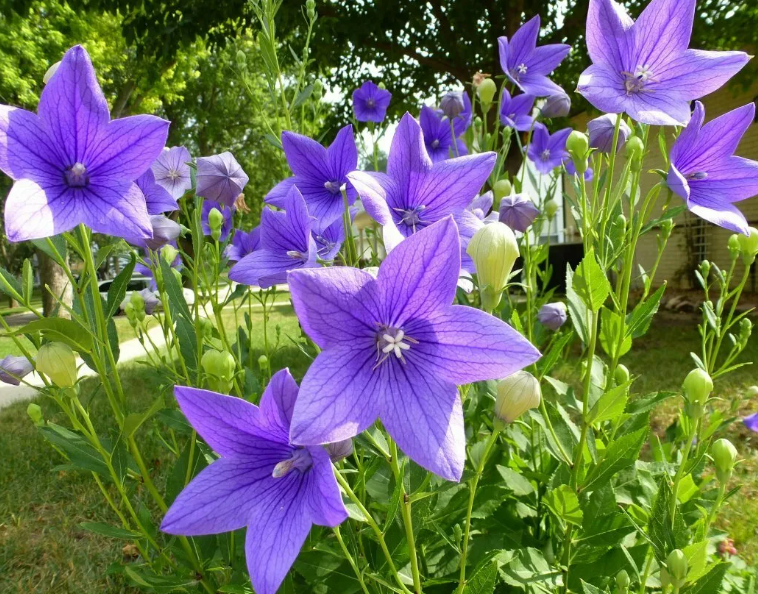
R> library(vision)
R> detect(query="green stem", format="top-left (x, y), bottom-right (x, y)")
top-left (670, 418), bottom-right (699, 525)
top-left (334, 526), bottom-right (372, 594)
top-left (390, 441), bottom-right (422, 594)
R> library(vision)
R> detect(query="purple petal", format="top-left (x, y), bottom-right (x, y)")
top-left (387, 113), bottom-right (433, 191)
top-left (230, 248), bottom-right (317, 289)
top-left (656, 49), bottom-right (750, 103)
top-left (687, 199), bottom-right (748, 235)
top-left (420, 152), bottom-right (496, 217)
top-left (80, 182), bottom-right (152, 239)
top-left (347, 171), bottom-right (405, 250)
top-left (288, 266), bottom-right (376, 349)
top-left (195, 152), bottom-right (249, 207)
top-left (290, 345), bottom-right (382, 445)
top-left (327, 125), bottom-right (358, 182)
top-left (152, 146), bottom-right (192, 199)
top-left (282, 131), bottom-right (329, 182)
top-left (379, 364), bottom-right (464, 481)
top-left (261, 186), bottom-right (312, 254)
top-left (258, 369), bottom-right (300, 441)
top-left (376, 217), bottom-right (460, 325)
top-left (0, 106), bottom-right (61, 183)
top-left (505, 15), bottom-right (540, 70)
top-left (137, 169), bottom-right (179, 215)
top-left (586, 0), bottom-right (634, 68)
top-left (38, 45), bottom-right (109, 164)
top-left (265, 177), bottom-right (296, 209)
top-left (528, 44), bottom-right (571, 76)
top-left (518, 73), bottom-right (568, 98)
top-left (744, 412), bottom-right (758, 433)
top-left (576, 63), bottom-right (627, 116)
top-left (4, 180), bottom-right (80, 241)
top-left (625, 90), bottom-right (692, 127)
top-left (632, 0), bottom-right (695, 68)
top-left (306, 446), bottom-right (348, 527)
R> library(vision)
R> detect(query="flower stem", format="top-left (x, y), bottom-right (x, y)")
top-left (670, 418), bottom-right (699, 525)
top-left (389, 441), bottom-right (422, 594)
top-left (334, 526), bottom-right (372, 594)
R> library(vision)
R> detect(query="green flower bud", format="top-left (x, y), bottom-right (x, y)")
top-left (683, 368), bottom-right (712, 406)
top-left (660, 218), bottom-right (674, 238)
top-left (747, 386), bottom-right (758, 397)
top-left (728, 234), bottom-right (741, 259)
top-left (306, 0), bottom-right (316, 19)
top-left (737, 227), bottom-right (758, 265)
top-left (626, 136), bottom-right (644, 162)
top-left (36, 342), bottom-right (77, 388)
top-left (258, 354), bottom-right (269, 372)
top-left (493, 179), bottom-right (512, 200)
top-left (162, 244), bottom-right (179, 265)
top-left (313, 79), bottom-right (323, 100)
top-left (494, 371), bottom-right (541, 425)
top-left (616, 569), bottom-right (630, 591)
top-left (659, 567), bottom-right (671, 589)
top-left (377, 81), bottom-right (386, 90)
top-left (466, 222), bottom-right (519, 311)
top-left (739, 318), bottom-right (753, 342)
top-left (208, 207), bottom-right (224, 241)
top-left (477, 78), bottom-right (497, 107)
top-left (566, 131), bottom-right (589, 158)
top-left (27, 402), bottom-right (44, 426)
top-left (614, 364), bottom-right (630, 386)
top-left (124, 301), bottom-right (138, 326)
top-left (711, 438), bottom-right (738, 484)
top-left (473, 116), bottom-right (483, 129)
top-left (544, 199), bottom-right (559, 219)
top-left (198, 317), bottom-right (213, 340)
top-left (129, 290), bottom-right (146, 322)
top-left (666, 549), bottom-right (687, 587)
top-left (235, 50), bottom-right (247, 68)
top-left (201, 349), bottom-right (236, 394)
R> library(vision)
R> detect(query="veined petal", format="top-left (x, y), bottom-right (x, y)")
top-left (306, 446), bottom-right (348, 527)
top-left (669, 101), bottom-right (705, 167)
top-left (528, 44), bottom-right (571, 76)
top-left (655, 49), bottom-right (750, 101)
top-left (229, 249), bottom-right (316, 289)
top-left (87, 115), bottom-right (169, 182)
top-left (327, 125), bottom-right (358, 181)
top-left (387, 113), bottom-right (433, 194)
top-left (586, 0), bottom-right (633, 68)
top-left (409, 305), bottom-right (541, 385)
top-left (4, 179), bottom-right (80, 242)
top-left (258, 369), bottom-right (300, 440)
top-left (576, 63), bottom-right (627, 115)
top-left (282, 130), bottom-right (329, 182)
top-left (79, 182), bottom-right (152, 240)
top-left (632, 0), bottom-right (695, 70)
top-left (261, 186), bottom-right (312, 254)
top-left (290, 345), bottom-right (382, 445)
top-left (0, 106), bottom-right (62, 183)
top-left (507, 15), bottom-right (540, 70)
top-left (161, 455), bottom-right (292, 535)
top-left (347, 171), bottom-right (398, 225)
top-left (288, 266), bottom-right (376, 349)
top-left (690, 156), bottom-right (758, 203)
top-left (376, 217), bottom-right (460, 326)
top-left (625, 91), bottom-right (691, 126)
top-left (667, 164), bottom-right (690, 202)
top-left (38, 45), bottom-right (110, 164)
top-left (517, 73), bottom-right (567, 98)
top-left (687, 199), bottom-right (749, 235)
top-left (420, 152), bottom-right (496, 217)
top-left (380, 363), bottom-right (464, 481)
top-left (264, 177), bottom-right (296, 209)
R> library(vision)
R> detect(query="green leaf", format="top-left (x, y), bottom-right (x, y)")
top-left (680, 563), bottom-right (728, 594)
top-left (292, 83), bottom-right (314, 108)
top-left (580, 581), bottom-right (607, 594)
top-left (22, 259), bottom-right (33, 303)
top-left (105, 253), bottom-right (136, 319)
top-left (160, 256), bottom-right (192, 321)
top-left (175, 316), bottom-right (199, 375)
top-left (39, 423), bottom-right (108, 475)
top-left (583, 426), bottom-right (647, 492)
top-left (122, 395), bottom-right (165, 439)
top-left (626, 284), bottom-right (666, 339)
top-left (682, 540), bottom-right (708, 583)
top-left (648, 478), bottom-right (689, 561)
top-left (464, 560), bottom-right (498, 594)
top-left (588, 382), bottom-right (631, 425)
top-left (498, 548), bottom-right (562, 589)
top-left (496, 465), bottom-right (535, 497)
top-left (7, 317), bottom-right (93, 353)
top-left (79, 522), bottom-right (141, 540)
top-left (0, 266), bottom-right (23, 301)
top-left (599, 307), bottom-right (631, 359)
top-left (546, 484), bottom-right (583, 526)
top-left (31, 234), bottom-right (67, 263)
top-left (566, 264), bottom-right (588, 344)
top-left (572, 249), bottom-right (611, 312)
top-left (94, 243), bottom-right (116, 271)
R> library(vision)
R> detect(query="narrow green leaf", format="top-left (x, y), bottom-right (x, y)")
top-left (22, 259), bottom-right (33, 303)
top-left (0, 267), bottom-right (23, 301)
top-left (6, 317), bottom-right (92, 353)
top-left (588, 381), bottom-right (631, 425)
top-left (105, 253), bottom-right (136, 319)
top-left (79, 522), bottom-right (141, 540)
top-left (583, 426), bottom-right (647, 491)
top-left (122, 395), bottom-right (165, 439)
top-left (160, 256), bottom-right (192, 321)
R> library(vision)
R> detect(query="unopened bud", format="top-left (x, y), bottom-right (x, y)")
top-left (660, 218), bottom-right (674, 238)
top-left (208, 207), bottom-right (224, 241)
top-left (614, 364), bottom-right (630, 385)
top-left (129, 290), bottom-right (146, 321)
top-left (325, 438), bottom-right (353, 463)
top-left (27, 402), bottom-right (44, 426)
top-left (440, 91), bottom-right (466, 120)
top-left (306, 0), bottom-right (316, 19)
top-left (728, 234), bottom-right (741, 258)
top-left (626, 136), bottom-right (644, 170)
top-left (36, 342), bottom-right (77, 388)
top-left (660, 567), bottom-right (671, 589)
top-left (494, 371), bottom-right (541, 425)
top-left (737, 227), bottom-right (758, 265)
top-left (544, 199), bottom-right (559, 219)
top-left (537, 302), bottom-right (567, 331)
top-left (235, 50), bottom-right (247, 67)
top-left (0, 355), bottom-right (34, 386)
top-left (683, 368), bottom-right (713, 406)
top-left (198, 317), bottom-right (213, 340)
top-left (739, 318), bottom-right (753, 342)
top-left (748, 386), bottom-right (758, 397)
top-left (162, 244), bottom-right (179, 265)
top-left (711, 438), bottom-right (737, 484)
top-left (377, 81), bottom-right (386, 90)
top-left (477, 78), bottom-right (497, 107)
top-left (201, 349), bottom-right (236, 394)
top-left (540, 93), bottom-right (571, 118)
top-left (466, 222), bottom-right (519, 310)
top-left (492, 179), bottom-right (512, 200)
top-left (666, 549), bottom-right (687, 587)
top-left (258, 354), bottom-right (269, 372)
top-left (313, 79), bottom-right (323, 100)
top-left (566, 130), bottom-right (589, 159)
top-left (616, 569), bottom-right (630, 592)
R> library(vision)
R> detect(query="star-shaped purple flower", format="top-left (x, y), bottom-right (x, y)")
top-left (225, 227), bottom-right (261, 262)
top-left (201, 200), bottom-right (234, 241)
top-left (667, 101), bottom-right (758, 235)
top-left (577, 0), bottom-right (749, 126)
top-left (352, 81), bottom-right (392, 123)
top-left (265, 125), bottom-right (358, 227)
top-left (744, 412), bottom-right (758, 433)
top-left (196, 152), bottom-right (249, 207)
top-left (347, 112), bottom-right (495, 255)
top-left (312, 216), bottom-right (346, 261)
top-left (136, 169), bottom-right (179, 215)
top-left (498, 15), bottom-right (570, 97)
top-left (419, 105), bottom-right (468, 163)
top-left (152, 146), bottom-right (192, 200)
top-left (499, 90), bottom-right (536, 132)
top-left (161, 369), bottom-right (347, 594)
top-left (287, 218), bottom-right (541, 480)
top-left (0, 45), bottom-right (168, 242)
top-left (229, 186), bottom-right (318, 288)
top-left (467, 191), bottom-right (498, 223)
top-left (527, 123), bottom-right (571, 175)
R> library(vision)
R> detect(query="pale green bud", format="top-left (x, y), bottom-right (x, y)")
top-left (739, 318), bottom-right (753, 342)
top-left (566, 131), bottom-right (589, 157)
top-left (614, 364), bottom-right (630, 386)
top-left (36, 342), bottom-right (77, 388)
top-left (616, 569), bottom-right (630, 592)
top-left (235, 50), bottom-right (247, 68)
top-left (201, 349), bottom-right (236, 394)
top-left (198, 317), bottom-right (213, 340)
top-left (660, 218), bottom-right (674, 238)
top-left (737, 227), bottom-right (758, 265)
top-left (466, 222), bottom-right (519, 310)
top-left (313, 79), bottom-right (323, 100)
top-left (711, 438), bottom-right (737, 484)
top-left (306, 0), bottom-right (316, 20)
top-left (666, 549), bottom-right (687, 587)
top-left (162, 244), bottom-right (179, 265)
top-left (626, 136), bottom-right (644, 163)
top-left (208, 207), bottom-right (224, 241)
top-left (728, 234), bottom-right (741, 259)
top-left (130, 290), bottom-right (146, 321)
top-left (659, 567), bottom-right (671, 589)
top-left (27, 402), bottom-right (44, 426)
top-left (493, 179), bottom-right (512, 200)
top-left (258, 354), bottom-right (269, 372)
top-left (477, 78), bottom-right (497, 107)
top-left (377, 81), bottom-right (386, 90)
top-left (683, 368), bottom-right (712, 406)
top-left (544, 199), bottom-right (559, 219)
top-left (494, 371), bottom-right (541, 424)
top-left (124, 301), bottom-right (138, 326)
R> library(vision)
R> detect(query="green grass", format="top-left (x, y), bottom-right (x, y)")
top-left (1, 309), bottom-right (756, 592)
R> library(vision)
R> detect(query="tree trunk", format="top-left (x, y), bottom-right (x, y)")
top-left (38, 250), bottom-right (73, 318)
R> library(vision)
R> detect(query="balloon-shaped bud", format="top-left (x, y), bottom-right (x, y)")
top-left (666, 549), bottom-right (687, 587)
top-left (43, 61), bottom-right (61, 84)
top-left (544, 199), bottom-right (559, 219)
top-left (711, 438), bottom-right (738, 484)
top-left (198, 317), bottom-right (213, 340)
top-left (737, 227), bottom-right (758, 265)
top-left (493, 179), bottom-right (512, 200)
top-left (201, 349), bottom-right (236, 394)
top-left (162, 244), bottom-right (179, 266)
top-left (466, 222), bottom-right (519, 311)
top-left (27, 402), bottom-right (44, 426)
top-left (36, 342), bottom-right (77, 388)
top-left (326, 439), bottom-right (353, 463)
top-left (494, 371), bottom-right (541, 425)
top-left (498, 193), bottom-right (539, 232)
top-left (440, 91), bottom-right (465, 119)
top-left (566, 131), bottom-right (589, 159)
top-left (728, 234), bottom-right (741, 258)
top-left (614, 364), bottom-right (630, 386)
top-left (683, 368), bottom-right (713, 406)
top-left (208, 207), bottom-right (225, 241)
top-left (587, 114), bottom-right (631, 154)
top-left (541, 93), bottom-right (571, 118)
top-left (537, 302), bottom-right (567, 331)
top-left (626, 136), bottom-right (644, 170)
top-left (313, 79), bottom-right (323, 100)
top-left (258, 354), bottom-right (269, 373)
top-left (477, 78), bottom-right (497, 107)
top-left (616, 569), bottom-right (630, 592)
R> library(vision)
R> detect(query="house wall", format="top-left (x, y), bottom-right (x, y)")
top-left (566, 80), bottom-right (758, 290)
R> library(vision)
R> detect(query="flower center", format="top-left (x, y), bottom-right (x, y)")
top-left (540, 149), bottom-right (551, 162)
top-left (373, 326), bottom-right (418, 369)
top-left (431, 139), bottom-right (440, 148)
top-left (272, 448), bottom-right (312, 478)
top-left (315, 235), bottom-right (336, 259)
top-left (286, 250), bottom-right (308, 262)
top-left (366, 98), bottom-right (376, 108)
top-left (622, 65), bottom-right (655, 95)
top-left (393, 205), bottom-right (426, 233)
top-left (167, 169), bottom-right (181, 181)
top-left (323, 180), bottom-right (342, 195)
top-left (65, 162), bottom-right (89, 187)
top-left (686, 171), bottom-right (708, 181)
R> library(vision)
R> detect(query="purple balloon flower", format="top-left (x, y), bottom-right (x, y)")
top-left (467, 191), bottom-right (498, 224)
top-left (667, 101), bottom-right (758, 235)
top-left (577, 0), bottom-right (749, 126)
top-left (225, 227), bottom-right (261, 262)
top-left (195, 152), bottom-right (249, 207)
top-left (229, 186), bottom-right (318, 288)
top-left (352, 81), bottom-right (392, 123)
top-left (0, 45), bottom-right (168, 242)
top-left (540, 93), bottom-right (571, 118)
top-left (265, 126), bottom-right (358, 227)
top-left (201, 200), bottom-right (234, 241)
top-left (152, 146), bottom-right (192, 200)
top-left (419, 105), bottom-right (468, 163)
top-left (161, 370), bottom-right (347, 594)
top-left (127, 215), bottom-right (182, 251)
top-left (452, 92), bottom-right (473, 136)
top-left (347, 113), bottom-right (494, 260)
top-left (565, 160), bottom-right (594, 182)
top-left (499, 90), bottom-right (536, 132)
top-left (440, 91), bottom-right (466, 120)
top-left (287, 218), bottom-right (541, 480)
top-left (136, 169), bottom-right (179, 215)
top-left (527, 123), bottom-right (572, 175)
top-left (0, 355), bottom-right (34, 385)
top-left (312, 217), bottom-right (346, 261)
top-left (498, 15), bottom-right (570, 97)
top-left (587, 114), bottom-right (632, 154)
top-left (538, 302), bottom-right (568, 331)
top-left (744, 412), bottom-right (758, 433)
top-left (499, 194), bottom-right (540, 232)
top-left (139, 288), bottom-right (161, 315)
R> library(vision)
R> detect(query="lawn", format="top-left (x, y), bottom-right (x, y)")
top-left (1, 308), bottom-right (756, 593)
